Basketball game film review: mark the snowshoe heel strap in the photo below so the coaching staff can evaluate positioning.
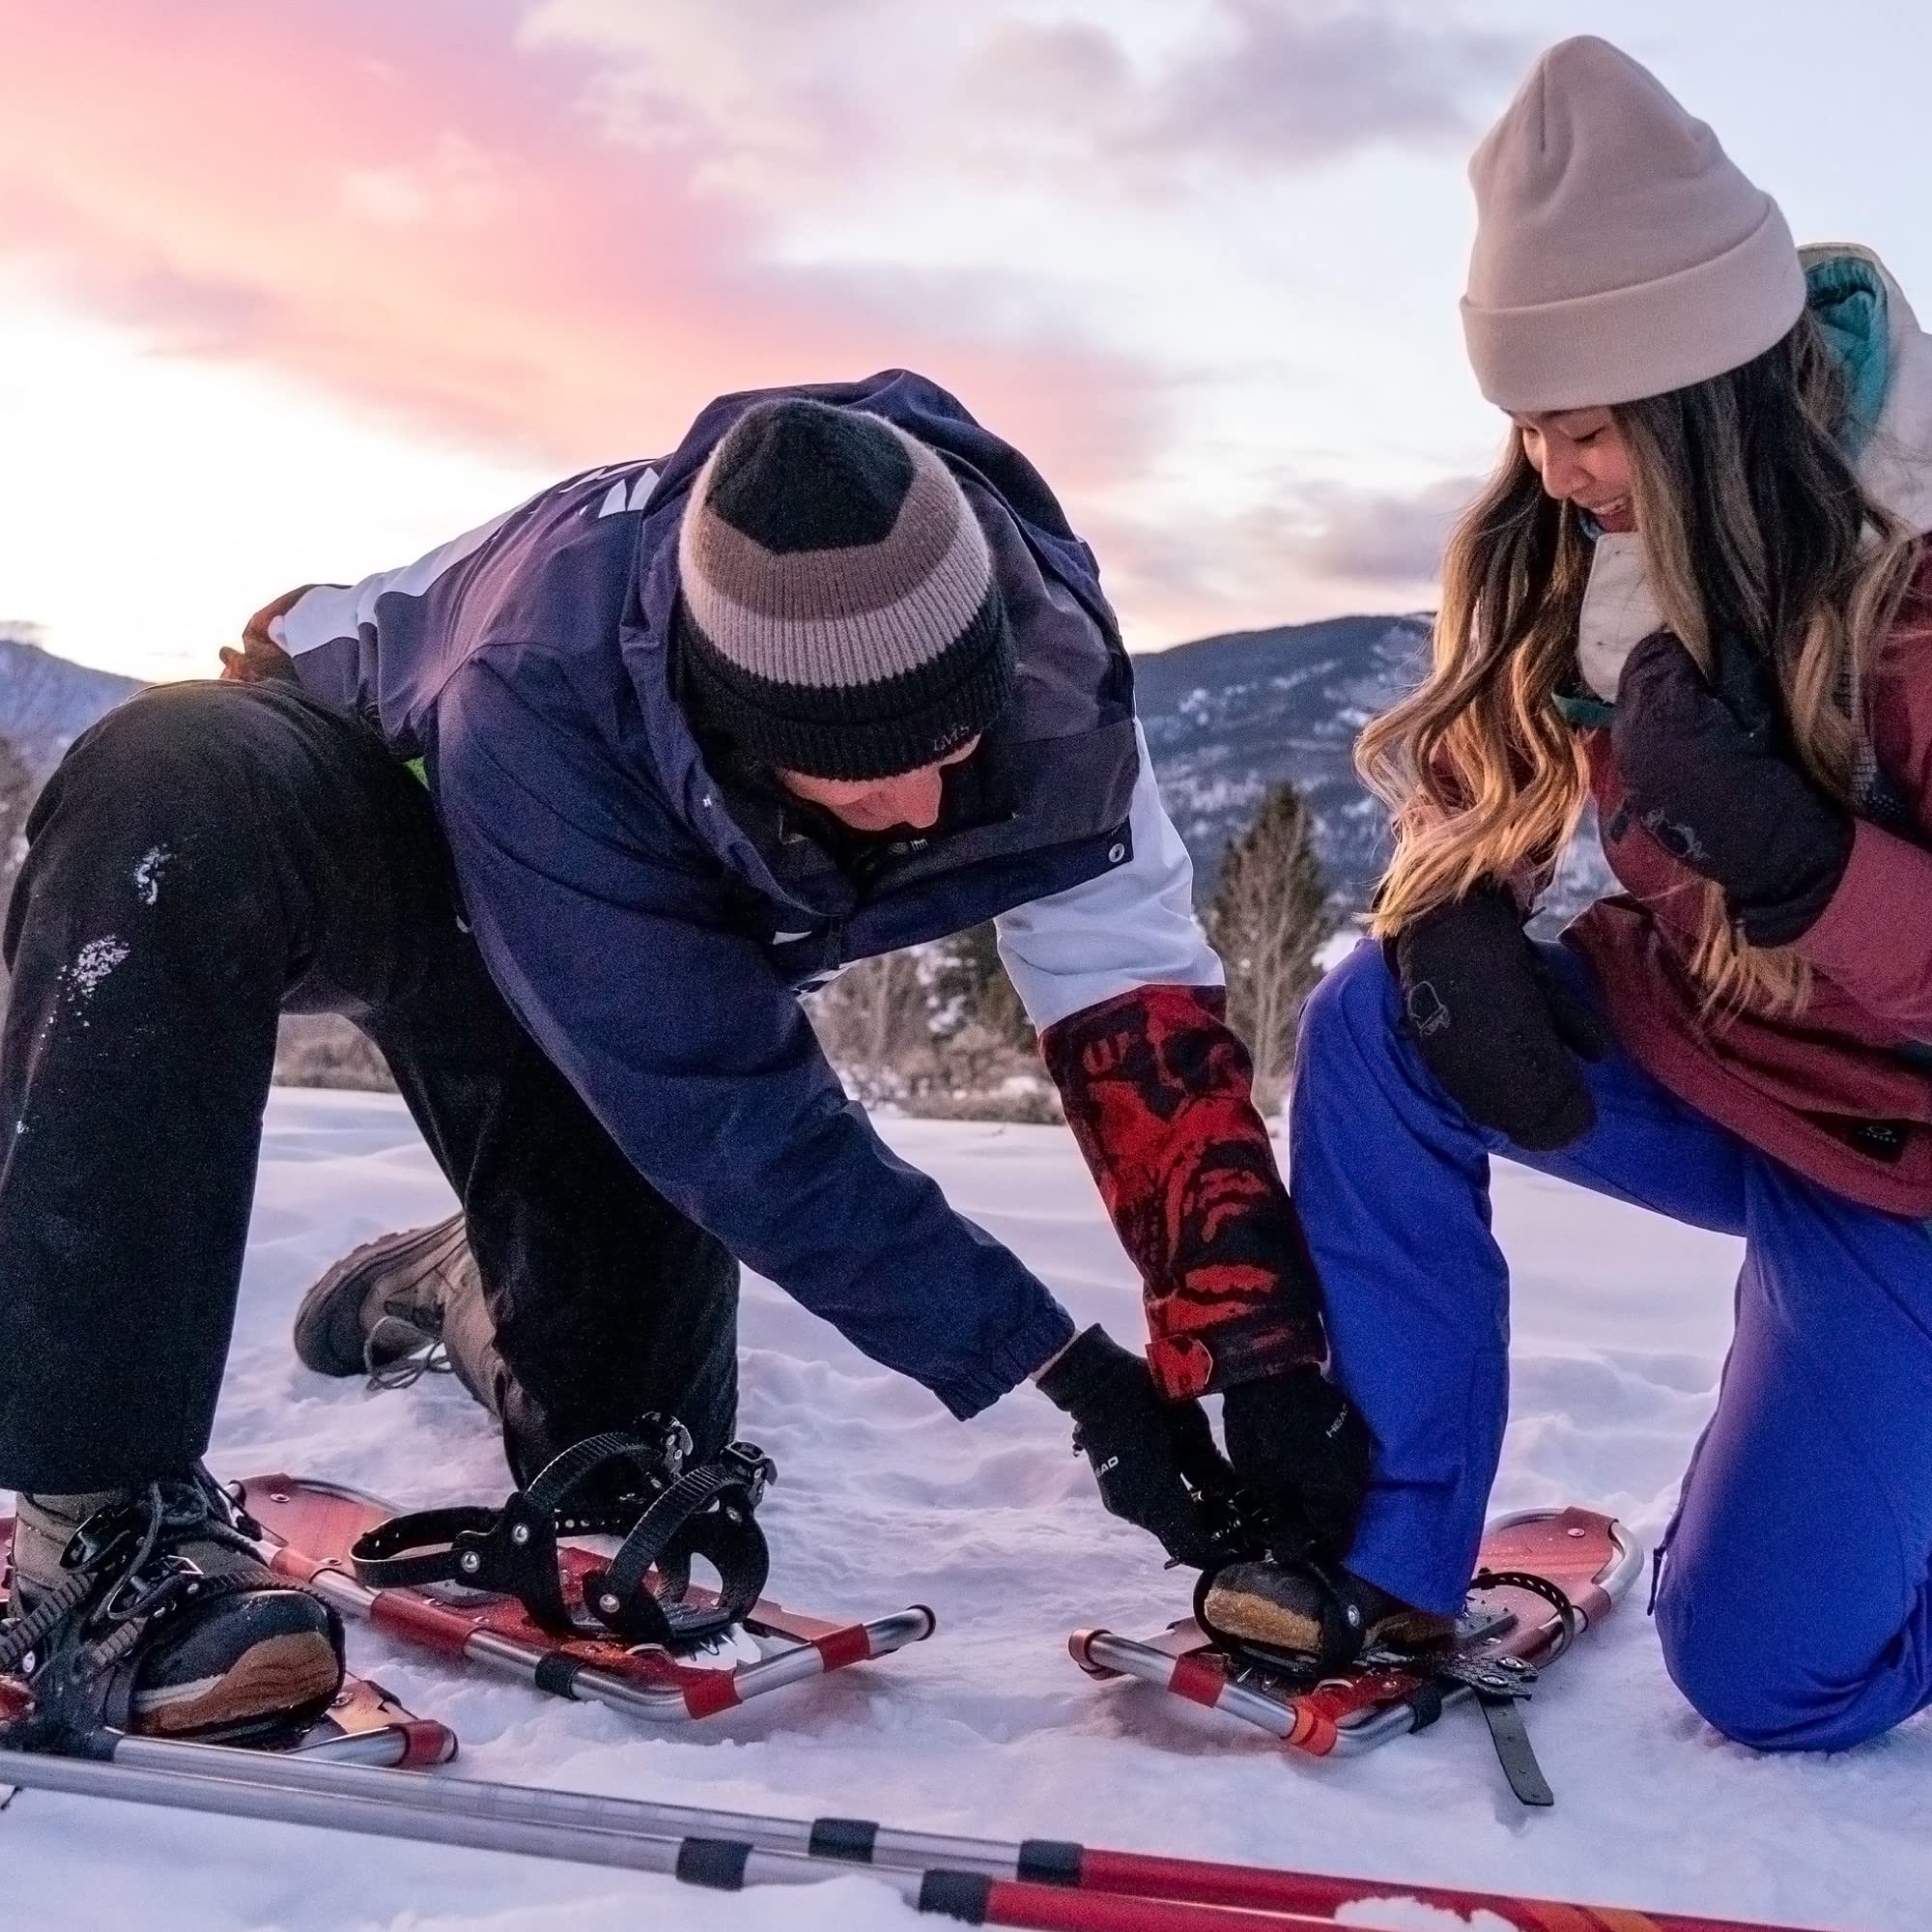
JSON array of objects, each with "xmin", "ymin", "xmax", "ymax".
[
  {"xmin": 347, "ymin": 1429, "xmax": 777, "ymax": 1652},
  {"xmin": 585, "ymin": 1443, "xmax": 775, "ymax": 1648},
  {"xmin": 351, "ymin": 1499, "xmax": 578, "ymax": 1630}
]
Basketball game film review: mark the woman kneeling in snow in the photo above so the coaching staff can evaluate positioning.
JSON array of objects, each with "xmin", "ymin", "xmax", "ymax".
[{"xmin": 1295, "ymin": 37, "xmax": 1932, "ymax": 1750}]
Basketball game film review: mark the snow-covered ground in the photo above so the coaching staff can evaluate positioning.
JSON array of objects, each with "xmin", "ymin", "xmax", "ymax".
[{"xmin": 6, "ymin": 1088, "xmax": 1924, "ymax": 1931}]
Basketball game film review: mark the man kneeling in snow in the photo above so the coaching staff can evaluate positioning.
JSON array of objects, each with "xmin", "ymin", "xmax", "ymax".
[{"xmin": 0, "ymin": 375, "xmax": 1363, "ymax": 1735}]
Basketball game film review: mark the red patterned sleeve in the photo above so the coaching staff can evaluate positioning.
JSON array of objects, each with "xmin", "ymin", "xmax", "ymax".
[{"xmin": 1038, "ymin": 981, "xmax": 1326, "ymax": 1400}]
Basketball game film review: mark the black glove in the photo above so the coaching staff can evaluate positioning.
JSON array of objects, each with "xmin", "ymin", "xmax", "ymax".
[
  {"xmin": 1038, "ymin": 1325, "xmax": 1236, "ymax": 1568},
  {"xmin": 1220, "ymin": 1366, "xmax": 1372, "ymax": 1560},
  {"xmin": 1612, "ymin": 631, "xmax": 1853, "ymax": 946},
  {"xmin": 1391, "ymin": 884, "xmax": 1612, "ymax": 1151}
]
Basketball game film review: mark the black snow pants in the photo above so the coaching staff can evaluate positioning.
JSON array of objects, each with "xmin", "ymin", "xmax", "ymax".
[{"xmin": 0, "ymin": 680, "xmax": 738, "ymax": 1492}]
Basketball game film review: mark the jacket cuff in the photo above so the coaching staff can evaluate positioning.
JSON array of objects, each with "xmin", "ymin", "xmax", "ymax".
[
  {"xmin": 1147, "ymin": 1306, "xmax": 1320, "ymax": 1402},
  {"xmin": 929, "ymin": 1298, "xmax": 1077, "ymax": 1421}
]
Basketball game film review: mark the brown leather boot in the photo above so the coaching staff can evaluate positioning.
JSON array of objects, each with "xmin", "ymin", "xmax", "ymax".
[{"xmin": 292, "ymin": 1213, "xmax": 502, "ymax": 1402}]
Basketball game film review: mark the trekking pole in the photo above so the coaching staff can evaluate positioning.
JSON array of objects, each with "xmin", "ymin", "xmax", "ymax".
[
  {"xmin": 1, "ymin": 1736, "xmax": 1832, "ymax": 1932},
  {"xmin": 0, "ymin": 1741, "xmax": 1328, "ymax": 1932}
]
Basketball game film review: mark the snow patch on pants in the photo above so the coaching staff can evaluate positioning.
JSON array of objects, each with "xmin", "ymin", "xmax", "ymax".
[
  {"xmin": 133, "ymin": 845, "xmax": 173, "ymax": 906},
  {"xmin": 69, "ymin": 936, "xmax": 129, "ymax": 1000}
]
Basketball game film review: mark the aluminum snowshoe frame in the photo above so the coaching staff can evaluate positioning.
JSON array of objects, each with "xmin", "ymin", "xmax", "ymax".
[{"xmin": 237, "ymin": 1472, "xmax": 934, "ymax": 1724}]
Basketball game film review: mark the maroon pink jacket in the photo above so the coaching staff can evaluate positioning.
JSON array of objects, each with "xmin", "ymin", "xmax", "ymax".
[{"xmin": 1569, "ymin": 552, "xmax": 1932, "ymax": 1216}]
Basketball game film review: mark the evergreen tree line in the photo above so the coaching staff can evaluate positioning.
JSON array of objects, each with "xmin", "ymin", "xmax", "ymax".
[{"xmin": 810, "ymin": 777, "xmax": 1334, "ymax": 1119}]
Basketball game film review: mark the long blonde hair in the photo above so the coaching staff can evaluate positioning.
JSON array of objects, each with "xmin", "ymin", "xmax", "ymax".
[{"xmin": 1357, "ymin": 315, "xmax": 1922, "ymax": 1011}]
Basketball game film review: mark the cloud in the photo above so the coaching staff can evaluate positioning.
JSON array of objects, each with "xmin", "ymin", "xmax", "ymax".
[
  {"xmin": 0, "ymin": 2, "xmax": 1515, "ymax": 648},
  {"xmin": 1085, "ymin": 471, "xmax": 1481, "ymax": 647},
  {"xmin": 1137, "ymin": 1, "xmax": 1527, "ymax": 168},
  {"xmin": 521, "ymin": 2, "xmax": 1526, "ymax": 216},
  {"xmin": 1293, "ymin": 474, "xmax": 1484, "ymax": 588},
  {"xmin": 0, "ymin": 1, "xmax": 1164, "ymax": 490},
  {"xmin": 966, "ymin": 2, "xmax": 1528, "ymax": 176}
]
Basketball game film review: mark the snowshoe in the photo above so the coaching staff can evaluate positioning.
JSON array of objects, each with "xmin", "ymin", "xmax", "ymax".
[
  {"xmin": 234, "ymin": 1418, "xmax": 934, "ymax": 1726},
  {"xmin": 0, "ymin": 1471, "xmax": 354, "ymax": 1748},
  {"xmin": 1072, "ymin": 1507, "xmax": 1643, "ymax": 1806}
]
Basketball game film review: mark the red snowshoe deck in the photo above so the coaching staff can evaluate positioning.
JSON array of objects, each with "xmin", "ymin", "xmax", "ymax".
[
  {"xmin": 236, "ymin": 1473, "xmax": 935, "ymax": 1725},
  {"xmin": 1071, "ymin": 1507, "xmax": 1642, "ymax": 1758},
  {"xmin": 0, "ymin": 1512, "xmax": 453, "ymax": 1768}
]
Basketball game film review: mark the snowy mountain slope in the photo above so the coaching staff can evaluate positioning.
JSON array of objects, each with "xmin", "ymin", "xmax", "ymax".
[
  {"xmin": 1131, "ymin": 613, "xmax": 1618, "ymax": 920},
  {"xmin": 0, "ymin": 630, "xmax": 143, "ymax": 773},
  {"xmin": 1132, "ymin": 613, "xmax": 1434, "ymax": 903},
  {"xmin": 3, "ymin": 1087, "xmax": 1920, "ymax": 1931},
  {"xmin": 0, "ymin": 618, "xmax": 1619, "ymax": 922}
]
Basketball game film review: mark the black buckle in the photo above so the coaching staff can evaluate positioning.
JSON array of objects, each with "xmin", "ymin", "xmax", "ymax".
[{"xmin": 717, "ymin": 1440, "xmax": 776, "ymax": 1511}]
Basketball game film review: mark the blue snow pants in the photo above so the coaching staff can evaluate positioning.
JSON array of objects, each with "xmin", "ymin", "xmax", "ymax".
[{"xmin": 1292, "ymin": 937, "xmax": 1932, "ymax": 1750}]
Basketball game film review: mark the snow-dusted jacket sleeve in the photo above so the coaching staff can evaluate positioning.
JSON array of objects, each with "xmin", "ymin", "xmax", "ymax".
[
  {"xmin": 433, "ymin": 656, "xmax": 1075, "ymax": 1420},
  {"xmin": 996, "ymin": 733, "xmax": 1327, "ymax": 1402}
]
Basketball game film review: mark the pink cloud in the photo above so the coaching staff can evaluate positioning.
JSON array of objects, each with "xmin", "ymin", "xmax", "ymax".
[{"xmin": 0, "ymin": 0, "xmax": 1163, "ymax": 494}]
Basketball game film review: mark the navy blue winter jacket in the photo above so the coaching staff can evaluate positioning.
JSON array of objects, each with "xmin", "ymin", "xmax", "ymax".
[{"xmin": 270, "ymin": 372, "xmax": 1236, "ymax": 1417}]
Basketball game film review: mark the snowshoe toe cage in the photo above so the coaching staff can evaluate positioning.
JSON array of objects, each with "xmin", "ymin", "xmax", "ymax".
[{"xmin": 350, "ymin": 1419, "xmax": 777, "ymax": 1653}]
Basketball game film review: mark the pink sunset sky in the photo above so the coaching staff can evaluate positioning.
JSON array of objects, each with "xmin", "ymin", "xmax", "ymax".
[{"xmin": 4, "ymin": 0, "xmax": 1928, "ymax": 680}]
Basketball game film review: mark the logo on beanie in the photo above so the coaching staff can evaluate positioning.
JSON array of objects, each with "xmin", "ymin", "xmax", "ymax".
[{"xmin": 923, "ymin": 720, "xmax": 981, "ymax": 763}]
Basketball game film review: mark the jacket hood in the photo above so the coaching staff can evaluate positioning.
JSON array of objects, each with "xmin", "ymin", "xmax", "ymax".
[
  {"xmin": 616, "ymin": 370, "xmax": 1133, "ymax": 912},
  {"xmin": 1575, "ymin": 245, "xmax": 1932, "ymax": 705},
  {"xmin": 1803, "ymin": 243, "xmax": 1932, "ymax": 533}
]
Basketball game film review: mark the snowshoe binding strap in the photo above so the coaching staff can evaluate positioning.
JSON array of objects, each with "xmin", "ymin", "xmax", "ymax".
[
  {"xmin": 1470, "ymin": 1566, "xmax": 1578, "ymax": 1663},
  {"xmin": 581, "ymin": 1441, "xmax": 774, "ymax": 1649},
  {"xmin": 349, "ymin": 1420, "xmax": 777, "ymax": 1653}
]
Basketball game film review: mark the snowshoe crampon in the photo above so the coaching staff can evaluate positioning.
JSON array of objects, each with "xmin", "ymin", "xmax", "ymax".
[
  {"xmin": 234, "ymin": 1453, "xmax": 934, "ymax": 1726},
  {"xmin": 0, "ymin": 1507, "xmax": 453, "ymax": 1769},
  {"xmin": 1071, "ymin": 1507, "xmax": 1643, "ymax": 1805}
]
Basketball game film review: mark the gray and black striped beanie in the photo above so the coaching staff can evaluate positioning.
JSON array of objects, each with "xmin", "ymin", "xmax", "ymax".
[{"xmin": 675, "ymin": 398, "xmax": 1015, "ymax": 781}]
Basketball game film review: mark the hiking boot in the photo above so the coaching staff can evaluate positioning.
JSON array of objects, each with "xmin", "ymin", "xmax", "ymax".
[
  {"xmin": 293, "ymin": 1213, "xmax": 481, "ymax": 1388},
  {"xmin": 292, "ymin": 1218, "xmax": 570, "ymax": 1487},
  {"xmin": 7, "ymin": 1475, "xmax": 344, "ymax": 1740},
  {"xmin": 1198, "ymin": 1557, "xmax": 1454, "ymax": 1675}
]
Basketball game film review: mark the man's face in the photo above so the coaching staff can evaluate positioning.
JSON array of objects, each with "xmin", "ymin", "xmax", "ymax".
[{"xmin": 776, "ymin": 736, "xmax": 981, "ymax": 833}]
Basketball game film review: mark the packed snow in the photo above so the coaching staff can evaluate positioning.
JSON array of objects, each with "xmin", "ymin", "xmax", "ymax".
[{"xmin": 5, "ymin": 1087, "xmax": 1924, "ymax": 1931}]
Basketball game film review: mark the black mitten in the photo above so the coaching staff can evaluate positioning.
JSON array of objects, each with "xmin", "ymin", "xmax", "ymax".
[
  {"xmin": 1612, "ymin": 631, "xmax": 1853, "ymax": 945},
  {"xmin": 1392, "ymin": 885, "xmax": 1612, "ymax": 1151},
  {"xmin": 1220, "ymin": 1366, "xmax": 1372, "ymax": 1559}
]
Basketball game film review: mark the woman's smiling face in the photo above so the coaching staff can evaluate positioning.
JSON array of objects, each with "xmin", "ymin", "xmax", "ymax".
[{"xmin": 1514, "ymin": 407, "xmax": 1636, "ymax": 532}]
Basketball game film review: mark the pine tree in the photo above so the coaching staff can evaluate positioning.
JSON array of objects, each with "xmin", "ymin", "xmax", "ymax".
[
  {"xmin": 935, "ymin": 922, "xmax": 1033, "ymax": 1052},
  {"xmin": 1206, "ymin": 781, "xmax": 1335, "ymax": 1113}
]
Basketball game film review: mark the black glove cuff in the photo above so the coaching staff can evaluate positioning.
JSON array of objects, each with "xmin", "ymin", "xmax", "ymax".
[{"xmin": 1037, "ymin": 1324, "xmax": 1128, "ymax": 1415}]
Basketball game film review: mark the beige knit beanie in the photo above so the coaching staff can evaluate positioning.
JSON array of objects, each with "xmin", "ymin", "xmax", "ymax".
[{"xmin": 1462, "ymin": 37, "xmax": 1806, "ymax": 412}]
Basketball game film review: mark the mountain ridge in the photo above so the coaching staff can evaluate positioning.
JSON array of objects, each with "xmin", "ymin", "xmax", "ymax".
[{"xmin": 0, "ymin": 619, "xmax": 1608, "ymax": 919}]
